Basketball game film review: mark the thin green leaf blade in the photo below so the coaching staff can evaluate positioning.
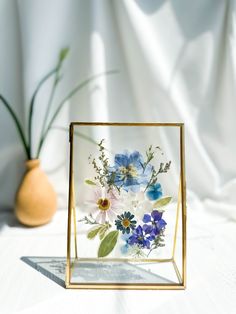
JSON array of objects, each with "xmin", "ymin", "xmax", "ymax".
[
  {"xmin": 28, "ymin": 67, "xmax": 57, "ymax": 158},
  {"xmin": 0, "ymin": 95, "xmax": 30, "ymax": 158},
  {"xmin": 153, "ymin": 196, "xmax": 172, "ymax": 209},
  {"xmin": 37, "ymin": 69, "xmax": 118, "ymax": 156},
  {"xmin": 85, "ymin": 179, "xmax": 97, "ymax": 186},
  {"xmin": 87, "ymin": 226, "xmax": 102, "ymax": 240},
  {"xmin": 98, "ymin": 230, "xmax": 119, "ymax": 257},
  {"xmin": 98, "ymin": 226, "xmax": 108, "ymax": 240},
  {"xmin": 59, "ymin": 47, "xmax": 69, "ymax": 62}
]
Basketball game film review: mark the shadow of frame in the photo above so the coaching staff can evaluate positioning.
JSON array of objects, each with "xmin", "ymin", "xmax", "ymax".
[{"xmin": 21, "ymin": 256, "xmax": 66, "ymax": 288}]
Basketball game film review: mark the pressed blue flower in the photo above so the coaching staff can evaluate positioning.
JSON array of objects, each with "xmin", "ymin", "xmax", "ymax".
[
  {"xmin": 142, "ymin": 210, "xmax": 167, "ymax": 236},
  {"xmin": 120, "ymin": 233, "xmax": 130, "ymax": 254},
  {"xmin": 128, "ymin": 225, "xmax": 155, "ymax": 249},
  {"xmin": 146, "ymin": 183, "xmax": 163, "ymax": 201},
  {"xmin": 109, "ymin": 151, "xmax": 153, "ymax": 192},
  {"xmin": 115, "ymin": 211, "xmax": 137, "ymax": 234}
]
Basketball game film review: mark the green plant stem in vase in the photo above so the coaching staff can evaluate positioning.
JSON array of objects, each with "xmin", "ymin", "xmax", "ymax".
[{"xmin": 0, "ymin": 47, "xmax": 118, "ymax": 226}]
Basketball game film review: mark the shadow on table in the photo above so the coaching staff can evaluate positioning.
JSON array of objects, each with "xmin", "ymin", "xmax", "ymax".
[
  {"xmin": 0, "ymin": 210, "xmax": 25, "ymax": 231},
  {"xmin": 21, "ymin": 256, "xmax": 66, "ymax": 288},
  {"xmin": 21, "ymin": 256, "xmax": 175, "ymax": 288}
]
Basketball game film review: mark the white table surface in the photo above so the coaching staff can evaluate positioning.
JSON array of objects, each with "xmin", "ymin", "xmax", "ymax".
[{"xmin": 0, "ymin": 207, "xmax": 236, "ymax": 314}]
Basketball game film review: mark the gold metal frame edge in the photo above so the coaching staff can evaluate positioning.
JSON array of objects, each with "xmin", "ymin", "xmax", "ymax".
[
  {"xmin": 70, "ymin": 122, "xmax": 184, "ymax": 127},
  {"xmin": 66, "ymin": 122, "xmax": 187, "ymax": 290},
  {"xmin": 66, "ymin": 283, "xmax": 186, "ymax": 290}
]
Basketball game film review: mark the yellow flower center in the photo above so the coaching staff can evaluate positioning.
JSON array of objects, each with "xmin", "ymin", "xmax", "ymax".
[
  {"xmin": 97, "ymin": 198, "xmax": 110, "ymax": 211},
  {"xmin": 119, "ymin": 164, "xmax": 138, "ymax": 177},
  {"xmin": 122, "ymin": 218, "xmax": 131, "ymax": 228}
]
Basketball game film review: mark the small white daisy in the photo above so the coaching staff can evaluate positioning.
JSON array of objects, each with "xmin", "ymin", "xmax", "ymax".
[{"xmin": 85, "ymin": 187, "xmax": 123, "ymax": 223}]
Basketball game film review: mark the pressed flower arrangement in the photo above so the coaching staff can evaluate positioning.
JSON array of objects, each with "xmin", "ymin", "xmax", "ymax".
[
  {"xmin": 66, "ymin": 122, "xmax": 187, "ymax": 290},
  {"xmin": 78, "ymin": 139, "xmax": 172, "ymax": 258}
]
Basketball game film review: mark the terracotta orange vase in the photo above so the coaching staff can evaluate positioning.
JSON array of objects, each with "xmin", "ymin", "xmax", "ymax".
[{"xmin": 15, "ymin": 159, "xmax": 57, "ymax": 226}]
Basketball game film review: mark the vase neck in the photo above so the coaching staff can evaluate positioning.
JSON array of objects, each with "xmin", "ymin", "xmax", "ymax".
[{"xmin": 26, "ymin": 159, "xmax": 40, "ymax": 170}]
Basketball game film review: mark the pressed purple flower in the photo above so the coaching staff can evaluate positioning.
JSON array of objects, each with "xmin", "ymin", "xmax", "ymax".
[
  {"xmin": 128, "ymin": 225, "xmax": 155, "ymax": 249},
  {"xmin": 142, "ymin": 210, "xmax": 167, "ymax": 235}
]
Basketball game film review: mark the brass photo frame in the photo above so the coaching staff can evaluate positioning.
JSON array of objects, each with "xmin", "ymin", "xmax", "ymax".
[{"xmin": 66, "ymin": 122, "xmax": 186, "ymax": 289}]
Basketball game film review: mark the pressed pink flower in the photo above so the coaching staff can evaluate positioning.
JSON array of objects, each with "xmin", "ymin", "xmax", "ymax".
[{"xmin": 86, "ymin": 187, "xmax": 122, "ymax": 223}]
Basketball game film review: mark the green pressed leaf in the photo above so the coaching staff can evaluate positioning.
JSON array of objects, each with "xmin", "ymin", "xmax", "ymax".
[
  {"xmin": 87, "ymin": 226, "xmax": 102, "ymax": 240},
  {"xmin": 98, "ymin": 226, "xmax": 107, "ymax": 240},
  {"xmin": 153, "ymin": 196, "xmax": 172, "ymax": 209},
  {"xmin": 85, "ymin": 179, "xmax": 97, "ymax": 186},
  {"xmin": 98, "ymin": 230, "xmax": 119, "ymax": 258}
]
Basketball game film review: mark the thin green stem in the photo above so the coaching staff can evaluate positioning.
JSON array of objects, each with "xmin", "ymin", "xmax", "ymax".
[
  {"xmin": 28, "ymin": 67, "xmax": 57, "ymax": 158},
  {"xmin": 0, "ymin": 95, "xmax": 30, "ymax": 158},
  {"xmin": 144, "ymin": 171, "xmax": 157, "ymax": 192},
  {"xmin": 40, "ymin": 71, "xmax": 61, "ymax": 140},
  {"xmin": 36, "ymin": 69, "xmax": 118, "ymax": 157}
]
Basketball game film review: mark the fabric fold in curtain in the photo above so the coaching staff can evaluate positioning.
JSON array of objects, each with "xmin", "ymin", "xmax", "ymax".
[{"xmin": 0, "ymin": 0, "xmax": 235, "ymax": 219}]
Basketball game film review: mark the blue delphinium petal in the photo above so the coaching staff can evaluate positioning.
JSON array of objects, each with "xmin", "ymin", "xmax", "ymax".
[
  {"xmin": 143, "ymin": 224, "xmax": 153, "ymax": 234},
  {"xmin": 129, "ymin": 151, "xmax": 142, "ymax": 166},
  {"xmin": 153, "ymin": 227, "xmax": 160, "ymax": 236},
  {"xmin": 127, "ymin": 225, "xmax": 156, "ymax": 249},
  {"xmin": 120, "ymin": 233, "xmax": 131, "ymax": 254},
  {"xmin": 141, "ymin": 209, "xmax": 167, "ymax": 239},
  {"xmin": 127, "ymin": 210, "xmax": 167, "ymax": 252},
  {"xmin": 121, "ymin": 244, "xmax": 129, "ymax": 254},
  {"xmin": 115, "ymin": 153, "xmax": 129, "ymax": 167},
  {"xmin": 146, "ymin": 183, "xmax": 163, "ymax": 201},
  {"xmin": 128, "ymin": 235, "xmax": 136, "ymax": 245},
  {"xmin": 138, "ymin": 163, "xmax": 153, "ymax": 186},
  {"xmin": 108, "ymin": 150, "xmax": 153, "ymax": 192},
  {"xmin": 143, "ymin": 214, "xmax": 151, "ymax": 223},
  {"xmin": 143, "ymin": 239, "xmax": 151, "ymax": 249},
  {"xmin": 157, "ymin": 219, "xmax": 167, "ymax": 229},
  {"xmin": 146, "ymin": 234, "xmax": 156, "ymax": 241},
  {"xmin": 151, "ymin": 210, "xmax": 163, "ymax": 221},
  {"xmin": 136, "ymin": 225, "xmax": 143, "ymax": 235}
]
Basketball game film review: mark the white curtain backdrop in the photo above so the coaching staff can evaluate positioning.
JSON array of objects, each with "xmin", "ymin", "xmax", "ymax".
[
  {"xmin": 1, "ymin": 2, "xmax": 236, "ymax": 314},
  {"xmin": 0, "ymin": 0, "xmax": 235, "ymax": 218}
]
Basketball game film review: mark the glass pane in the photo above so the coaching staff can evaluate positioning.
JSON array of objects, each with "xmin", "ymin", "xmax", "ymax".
[{"xmin": 68, "ymin": 123, "xmax": 185, "ymax": 287}]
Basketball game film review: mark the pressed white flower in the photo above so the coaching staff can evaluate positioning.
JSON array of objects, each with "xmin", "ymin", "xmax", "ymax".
[
  {"xmin": 85, "ymin": 187, "xmax": 123, "ymax": 223},
  {"xmin": 121, "ymin": 190, "xmax": 152, "ymax": 220}
]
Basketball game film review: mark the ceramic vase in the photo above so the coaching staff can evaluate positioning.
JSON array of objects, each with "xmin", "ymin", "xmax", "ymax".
[{"xmin": 15, "ymin": 159, "xmax": 57, "ymax": 226}]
